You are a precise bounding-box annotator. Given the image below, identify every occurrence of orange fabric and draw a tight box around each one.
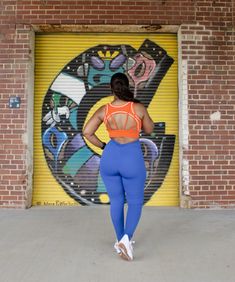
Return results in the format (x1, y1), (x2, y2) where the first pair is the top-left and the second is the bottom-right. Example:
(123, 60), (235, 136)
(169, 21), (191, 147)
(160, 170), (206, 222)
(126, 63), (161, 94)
(104, 102), (142, 138)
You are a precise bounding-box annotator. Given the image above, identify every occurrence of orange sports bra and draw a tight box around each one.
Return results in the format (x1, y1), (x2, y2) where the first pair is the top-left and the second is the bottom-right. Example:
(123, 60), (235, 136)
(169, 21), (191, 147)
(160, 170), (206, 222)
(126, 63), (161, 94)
(103, 101), (142, 139)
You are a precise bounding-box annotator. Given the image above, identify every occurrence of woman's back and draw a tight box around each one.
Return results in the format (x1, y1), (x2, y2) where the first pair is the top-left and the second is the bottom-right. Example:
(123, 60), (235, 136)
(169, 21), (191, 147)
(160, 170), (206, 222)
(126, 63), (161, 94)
(103, 100), (153, 144)
(104, 101), (142, 143)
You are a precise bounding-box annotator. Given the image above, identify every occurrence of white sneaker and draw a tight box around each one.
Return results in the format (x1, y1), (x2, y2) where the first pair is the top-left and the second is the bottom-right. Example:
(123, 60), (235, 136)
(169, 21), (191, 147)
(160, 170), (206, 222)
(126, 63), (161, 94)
(114, 241), (121, 254)
(114, 240), (135, 255)
(118, 234), (134, 261)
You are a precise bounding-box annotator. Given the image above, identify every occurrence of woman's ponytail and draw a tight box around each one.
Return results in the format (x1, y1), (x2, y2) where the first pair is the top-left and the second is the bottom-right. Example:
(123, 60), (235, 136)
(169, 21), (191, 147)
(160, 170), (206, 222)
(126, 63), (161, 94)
(110, 73), (140, 103)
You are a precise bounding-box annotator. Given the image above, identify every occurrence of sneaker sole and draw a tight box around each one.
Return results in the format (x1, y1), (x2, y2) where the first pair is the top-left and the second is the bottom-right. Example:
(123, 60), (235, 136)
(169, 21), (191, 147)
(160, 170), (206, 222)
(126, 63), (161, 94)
(118, 242), (133, 261)
(114, 243), (121, 254)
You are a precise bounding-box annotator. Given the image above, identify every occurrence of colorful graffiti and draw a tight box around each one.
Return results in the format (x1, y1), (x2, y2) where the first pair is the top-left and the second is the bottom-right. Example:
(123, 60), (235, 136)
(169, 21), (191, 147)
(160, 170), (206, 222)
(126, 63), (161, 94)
(41, 39), (175, 205)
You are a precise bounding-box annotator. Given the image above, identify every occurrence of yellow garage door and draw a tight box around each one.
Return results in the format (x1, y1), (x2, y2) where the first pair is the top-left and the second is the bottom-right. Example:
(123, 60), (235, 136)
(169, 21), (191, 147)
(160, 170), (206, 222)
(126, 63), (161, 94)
(33, 33), (179, 207)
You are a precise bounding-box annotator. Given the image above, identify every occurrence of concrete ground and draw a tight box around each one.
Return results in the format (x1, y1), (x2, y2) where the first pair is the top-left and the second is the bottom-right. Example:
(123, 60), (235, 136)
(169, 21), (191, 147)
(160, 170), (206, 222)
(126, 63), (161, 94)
(0, 206), (235, 282)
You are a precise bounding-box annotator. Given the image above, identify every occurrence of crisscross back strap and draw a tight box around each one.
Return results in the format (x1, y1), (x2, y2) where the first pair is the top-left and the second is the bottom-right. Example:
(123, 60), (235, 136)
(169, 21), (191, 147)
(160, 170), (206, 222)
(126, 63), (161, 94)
(104, 102), (142, 138)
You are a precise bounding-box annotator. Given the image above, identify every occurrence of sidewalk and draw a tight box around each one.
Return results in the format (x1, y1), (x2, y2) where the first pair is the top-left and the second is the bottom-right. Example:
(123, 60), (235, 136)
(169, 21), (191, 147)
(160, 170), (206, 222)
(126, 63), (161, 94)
(1, 206), (235, 282)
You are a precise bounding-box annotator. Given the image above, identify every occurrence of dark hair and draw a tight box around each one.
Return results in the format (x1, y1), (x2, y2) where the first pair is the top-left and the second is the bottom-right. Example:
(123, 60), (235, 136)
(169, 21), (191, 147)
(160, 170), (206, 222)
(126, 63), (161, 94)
(110, 73), (140, 103)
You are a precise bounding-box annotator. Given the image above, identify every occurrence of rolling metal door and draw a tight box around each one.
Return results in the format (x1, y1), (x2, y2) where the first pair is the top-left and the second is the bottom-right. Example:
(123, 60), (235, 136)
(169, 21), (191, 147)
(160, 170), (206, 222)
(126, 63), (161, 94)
(33, 33), (179, 206)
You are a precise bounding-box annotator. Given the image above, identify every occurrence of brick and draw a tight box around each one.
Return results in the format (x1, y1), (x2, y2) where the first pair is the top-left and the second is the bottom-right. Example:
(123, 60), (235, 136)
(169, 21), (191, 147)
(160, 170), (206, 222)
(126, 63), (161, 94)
(0, 0), (235, 209)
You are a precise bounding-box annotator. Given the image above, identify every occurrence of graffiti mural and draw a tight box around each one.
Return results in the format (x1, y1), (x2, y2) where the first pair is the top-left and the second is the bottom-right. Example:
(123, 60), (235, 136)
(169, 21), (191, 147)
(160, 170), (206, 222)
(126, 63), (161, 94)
(41, 39), (175, 205)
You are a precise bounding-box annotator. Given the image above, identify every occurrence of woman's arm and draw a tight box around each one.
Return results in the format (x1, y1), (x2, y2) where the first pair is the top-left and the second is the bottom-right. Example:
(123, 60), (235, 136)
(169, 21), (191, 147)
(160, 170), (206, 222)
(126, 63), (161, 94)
(142, 106), (154, 134)
(134, 103), (154, 135)
(82, 105), (106, 149)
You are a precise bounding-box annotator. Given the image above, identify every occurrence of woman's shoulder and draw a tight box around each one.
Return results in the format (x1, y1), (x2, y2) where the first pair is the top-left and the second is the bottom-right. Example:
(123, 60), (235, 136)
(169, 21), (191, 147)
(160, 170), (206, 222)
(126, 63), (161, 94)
(93, 104), (107, 120)
(96, 104), (107, 112)
(132, 102), (145, 118)
(133, 102), (145, 111)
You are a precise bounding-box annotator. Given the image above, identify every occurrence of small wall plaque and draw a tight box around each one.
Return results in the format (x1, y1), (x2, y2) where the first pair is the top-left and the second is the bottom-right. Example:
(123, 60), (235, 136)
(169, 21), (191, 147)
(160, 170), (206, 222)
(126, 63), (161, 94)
(9, 96), (21, 108)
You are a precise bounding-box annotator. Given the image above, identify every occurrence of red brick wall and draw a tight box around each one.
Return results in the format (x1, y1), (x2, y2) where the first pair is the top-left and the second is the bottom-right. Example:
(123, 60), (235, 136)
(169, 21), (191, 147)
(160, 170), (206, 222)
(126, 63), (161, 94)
(0, 0), (234, 208)
(181, 0), (235, 208)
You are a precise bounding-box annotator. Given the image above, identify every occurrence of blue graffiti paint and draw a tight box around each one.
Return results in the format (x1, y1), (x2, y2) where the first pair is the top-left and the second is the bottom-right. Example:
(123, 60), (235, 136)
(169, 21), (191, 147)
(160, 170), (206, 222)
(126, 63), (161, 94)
(96, 173), (107, 193)
(88, 61), (124, 87)
(42, 127), (68, 167)
(69, 108), (78, 130)
(63, 146), (93, 177)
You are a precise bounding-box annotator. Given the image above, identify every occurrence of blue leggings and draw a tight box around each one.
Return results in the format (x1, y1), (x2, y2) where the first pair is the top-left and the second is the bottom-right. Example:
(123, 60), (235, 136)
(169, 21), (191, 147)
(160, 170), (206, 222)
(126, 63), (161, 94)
(100, 139), (146, 241)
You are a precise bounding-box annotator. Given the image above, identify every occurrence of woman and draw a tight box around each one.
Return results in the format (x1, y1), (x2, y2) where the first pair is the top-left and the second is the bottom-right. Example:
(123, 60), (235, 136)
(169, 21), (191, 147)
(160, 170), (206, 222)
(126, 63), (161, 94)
(83, 73), (154, 261)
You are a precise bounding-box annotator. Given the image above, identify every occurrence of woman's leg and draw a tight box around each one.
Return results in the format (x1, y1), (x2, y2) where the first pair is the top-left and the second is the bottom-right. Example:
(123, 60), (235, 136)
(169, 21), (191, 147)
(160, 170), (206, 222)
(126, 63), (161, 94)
(122, 174), (145, 240)
(100, 140), (126, 241)
(119, 141), (146, 240)
(100, 174), (125, 241)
